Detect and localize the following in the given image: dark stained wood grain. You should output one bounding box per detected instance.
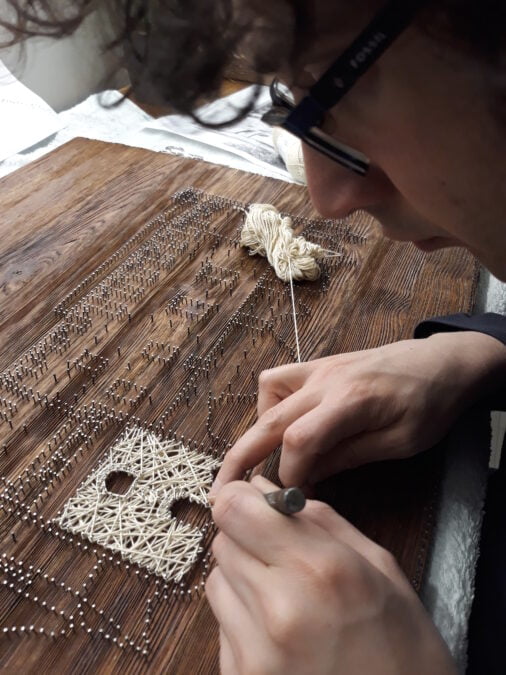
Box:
[0,138,478,673]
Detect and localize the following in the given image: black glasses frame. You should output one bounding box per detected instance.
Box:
[263,0,425,175]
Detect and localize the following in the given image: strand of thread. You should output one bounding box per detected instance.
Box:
[241,203,318,363]
[288,258,302,363]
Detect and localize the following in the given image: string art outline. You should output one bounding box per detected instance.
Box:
[58,426,219,582]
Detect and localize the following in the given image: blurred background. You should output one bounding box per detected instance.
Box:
[0,2,127,110]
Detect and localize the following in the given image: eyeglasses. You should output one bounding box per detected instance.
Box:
[262,0,425,175]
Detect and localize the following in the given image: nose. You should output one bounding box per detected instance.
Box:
[301,144,396,219]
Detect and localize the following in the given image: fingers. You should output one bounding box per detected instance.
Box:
[212,530,268,613]
[250,476,404,584]
[219,628,238,675]
[278,399,380,487]
[300,497,404,582]
[308,423,418,484]
[212,476,370,571]
[257,362,312,417]
[213,366,398,494]
[206,567,264,672]
[210,387,318,497]
[211,478,311,565]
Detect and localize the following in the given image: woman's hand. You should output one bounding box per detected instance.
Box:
[210,330,505,493]
[206,476,456,675]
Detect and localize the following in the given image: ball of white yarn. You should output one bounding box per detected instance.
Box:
[240,204,324,282]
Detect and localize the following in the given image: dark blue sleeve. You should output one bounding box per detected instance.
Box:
[414,312,506,345]
[414,312,506,410]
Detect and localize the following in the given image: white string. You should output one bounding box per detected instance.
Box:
[287,257,302,363]
[241,203,338,363]
[241,203,329,363]
[240,203,326,282]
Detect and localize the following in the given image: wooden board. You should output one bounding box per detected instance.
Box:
[0,139,478,673]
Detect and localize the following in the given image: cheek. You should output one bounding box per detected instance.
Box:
[301,146,347,217]
[301,144,399,218]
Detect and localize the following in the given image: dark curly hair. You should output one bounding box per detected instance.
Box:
[2,0,506,120]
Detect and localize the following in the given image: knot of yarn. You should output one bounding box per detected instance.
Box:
[240,204,324,281]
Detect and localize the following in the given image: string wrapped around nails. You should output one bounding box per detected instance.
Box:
[58,426,219,583]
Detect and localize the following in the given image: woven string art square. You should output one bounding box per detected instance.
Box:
[58,426,219,582]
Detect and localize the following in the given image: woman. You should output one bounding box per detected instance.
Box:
[4,1,506,671]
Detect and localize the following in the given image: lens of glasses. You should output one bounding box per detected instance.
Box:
[262,79,296,126]
[266,77,370,176]
[270,79,295,107]
[261,106,291,126]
